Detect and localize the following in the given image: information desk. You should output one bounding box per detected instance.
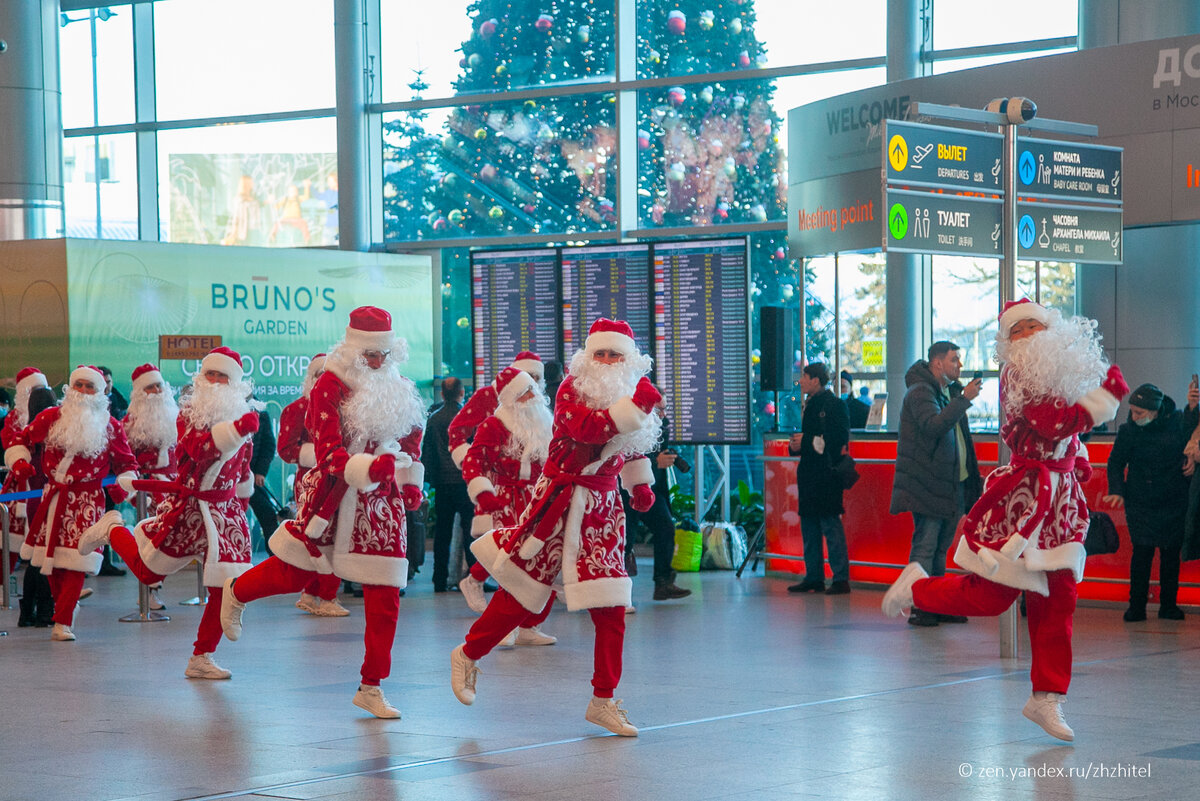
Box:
[762,433,1198,605]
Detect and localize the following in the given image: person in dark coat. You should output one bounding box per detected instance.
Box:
[787,362,852,594]
[1103,383,1199,622]
[422,377,477,591]
[246,405,278,555]
[890,342,983,626]
[543,359,564,411]
[840,371,871,430]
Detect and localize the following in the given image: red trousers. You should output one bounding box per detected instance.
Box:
[110,526,227,656]
[303,572,341,601]
[47,569,85,626]
[464,589,624,697]
[233,556,400,685]
[913,569,1077,694]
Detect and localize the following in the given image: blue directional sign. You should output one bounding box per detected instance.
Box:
[1016,202,1123,264]
[1016,138,1123,203]
[1018,151,1038,186]
[885,189,1003,258]
[885,120,1003,193]
[1018,214,1037,249]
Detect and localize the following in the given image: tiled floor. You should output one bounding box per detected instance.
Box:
[3,560,1198,801]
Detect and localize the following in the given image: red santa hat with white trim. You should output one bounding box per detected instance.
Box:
[493,365,537,407]
[131,363,164,394]
[70,364,106,392]
[200,346,244,383]
[344,306,393,352]
[510,350,543,380]
[585,318,637,355]
[998,298,1051,337]
[15,366,48,396]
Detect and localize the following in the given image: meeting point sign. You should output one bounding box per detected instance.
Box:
[787,169,882,256]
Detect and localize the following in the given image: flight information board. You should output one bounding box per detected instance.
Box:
[561,244,652,354]
[653,238,750,444]
[471,249,561,388]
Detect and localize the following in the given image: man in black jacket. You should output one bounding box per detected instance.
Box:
[247,405,278,555]
[422,377,477,592]
[788,363,852,594]
[890,341,982,626]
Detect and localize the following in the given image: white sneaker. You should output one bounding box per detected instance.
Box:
[313,598,350,617]
[498,628,517,647]
[220,577,246,641]
[77,511,122,556]
[185,653,232,680]
[459,575,488,614]
[586,697,638,737]
[882,562,929,618]
[625,605,637,615]
[50,623,75,642]
[295,592,320,614]
[353,684,401,719]
[515,625,557,646]
[1022,693,1074,741]
[78,587,94,601]
[148,588,166,611]
[451,644,480,705]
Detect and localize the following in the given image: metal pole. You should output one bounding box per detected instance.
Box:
[998,122,1019,660]
[119,491,168,622]
[0,505,12,611]
[833,252,841,385]
[693,445,704,526]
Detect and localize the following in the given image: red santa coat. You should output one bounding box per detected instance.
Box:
[269,371,423,588]
[471,376,656,613]
[132,415,255,587]
[276,395,316,498]
[2,411,31,552]
[462,409,545,537]
[953,371,1120,595]
[10,408,137,575]
[124,412,179,509]
[448,385,498,467]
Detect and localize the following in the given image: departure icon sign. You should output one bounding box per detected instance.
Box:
[888,203,908,239]
[888,135,908,172]
[1018,214,1036,249]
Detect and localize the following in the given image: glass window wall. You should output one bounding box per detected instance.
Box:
[932,0,1077,50]
[59,7,134,129]
[64,133,139,239]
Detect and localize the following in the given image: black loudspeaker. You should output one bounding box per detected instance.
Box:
[760,306,795,392]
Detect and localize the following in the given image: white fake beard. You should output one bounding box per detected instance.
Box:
[47,389,110,458]
[182,377,254,429]
[996,310,1109,417]
[567,349,661,456]
[501,394,554,463]
[338,356,425,447]
[125,387,180,450]
[13,384,40,429]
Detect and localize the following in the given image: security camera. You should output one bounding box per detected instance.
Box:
[0,40,8,53]
[984,96,1037,125]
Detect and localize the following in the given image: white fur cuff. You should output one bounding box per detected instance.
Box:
[236,478,255,499]
[451,443,470,468]
[298,443,317,468]
[210,421,245,455]
[4,445,31,470]
[619,457,655,491]
[344,453,380,491]
[117,472,138,494]
[1078,387,1121,426]
[519,537,546,560]
[396,461,424,487]
[609,397,650,434]
[467,475,497,502]
[471,513,494,537]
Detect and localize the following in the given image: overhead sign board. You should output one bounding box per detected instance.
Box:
[787,169,882,257]
[886,120,1004,194]
[1016,203,1124,264]
[1017,138,1123,204]
[885,189,1003,258]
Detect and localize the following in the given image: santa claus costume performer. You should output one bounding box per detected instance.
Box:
[2,367,50,569]
[6,365,138,642]
[457,367,556,648]
[122,363,181,610]
[78,347,259,676]
[219,306,425,719]
[451,318,661,737]
[448,351,545,468]
[277,353,349,618]
[883,299,1129,741]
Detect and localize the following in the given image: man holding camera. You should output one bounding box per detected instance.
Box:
[890,341,982,627]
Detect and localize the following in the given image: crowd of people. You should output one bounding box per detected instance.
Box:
[4,299,1199,743]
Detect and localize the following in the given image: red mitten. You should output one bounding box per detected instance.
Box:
[108,484,129,505]
[631,377,662,413]
[1102,364,1129,400]
[630,484,655,512]
[1073,457,1093,483]
[475,490,505,513]
[402,485,423,511]
[234,411,260,436]
[9,460,35,483]
[368,453,397,484]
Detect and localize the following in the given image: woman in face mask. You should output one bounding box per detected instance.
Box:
[1103,383,1200,622]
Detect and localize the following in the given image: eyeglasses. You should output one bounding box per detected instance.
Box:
[363,350,391,362]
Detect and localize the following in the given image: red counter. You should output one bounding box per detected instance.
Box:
[762,434,1198,605]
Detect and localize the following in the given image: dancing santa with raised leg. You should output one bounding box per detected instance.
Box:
[451,318,661,737]
[458,366,556,647]
[218,306,425,719]
[78,347,259,676]
[448,351,545,468]
[277,353,349,617]
[7,365,138,642]
[883,299,1129,741]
